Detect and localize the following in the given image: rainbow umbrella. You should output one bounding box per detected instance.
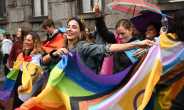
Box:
[107,0,162,17]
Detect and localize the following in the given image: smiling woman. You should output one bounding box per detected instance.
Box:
[0,32,44,109]
[22,32,41,57]
[23,34,34,54]
[7,25,32,69]
[50,17,155,73]
[13,32,43,108]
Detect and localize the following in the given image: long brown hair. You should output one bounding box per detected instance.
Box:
[23,32,42,55]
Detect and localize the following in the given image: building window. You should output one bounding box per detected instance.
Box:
[81,0,103,13]
[32,0,48,17]
[0,0,6,17]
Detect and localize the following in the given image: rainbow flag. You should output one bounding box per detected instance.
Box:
[160,33,184,76]
[41,32,64,53]
[18,54,44,102]
[0,60,22,107]
[17,44,161,110]
[153,33,184,110]
[87,45,161,110]
[0,54,44,108]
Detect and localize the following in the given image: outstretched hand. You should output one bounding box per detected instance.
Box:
[52,48,69,57]
[135,39,156,48]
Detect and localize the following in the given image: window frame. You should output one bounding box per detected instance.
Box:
[77,0,104,14]
[0,0,6,18]
[32,0,48,17]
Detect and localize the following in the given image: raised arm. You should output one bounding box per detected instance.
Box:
[94,2,116,43]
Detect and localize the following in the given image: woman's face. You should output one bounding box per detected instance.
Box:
[23,34,34,50]
[145,25,158,39]
[66,20,80,40]
[16,28,22,38]
[116,26,133,43]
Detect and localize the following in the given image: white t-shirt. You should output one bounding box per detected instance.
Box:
[1,39,13,55]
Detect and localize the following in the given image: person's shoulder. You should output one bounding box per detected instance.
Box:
[78,40,94,45]
[7,39,13,42]
[2,39,12,44]
[76,41,93,50]
[77,41,86,46]
[55,30,64,38]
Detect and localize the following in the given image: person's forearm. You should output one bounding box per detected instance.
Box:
[109,39,155,52]
[109,42,138,52]
[42,54,51,64]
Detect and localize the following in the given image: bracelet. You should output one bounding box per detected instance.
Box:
[105,44,112,56]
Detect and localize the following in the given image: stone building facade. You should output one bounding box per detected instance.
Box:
[0,0,184,40]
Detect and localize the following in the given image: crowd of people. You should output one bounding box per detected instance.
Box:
[0,3,184,110]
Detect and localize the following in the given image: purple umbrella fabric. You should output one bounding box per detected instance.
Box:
[131,10,162,33]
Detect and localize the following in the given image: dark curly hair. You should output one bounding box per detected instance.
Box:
[168,9,184,42]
